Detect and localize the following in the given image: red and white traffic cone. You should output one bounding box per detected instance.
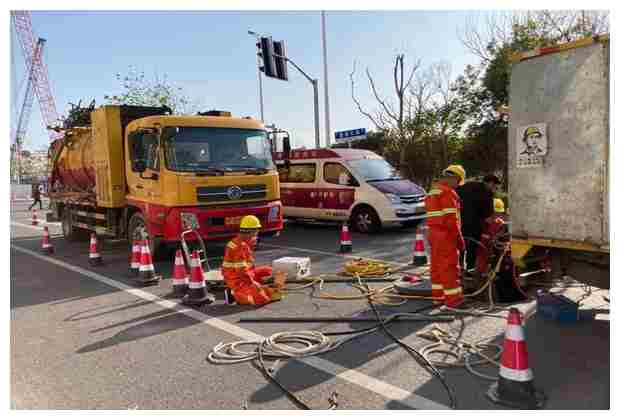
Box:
[89,233,103,266]
[171,249,189,298]
[182,250,214,306]
[339,224,352,253]
[138,241,160,285]
[128,239,142,277]
[31,209,39,226]
[41,226,54,255]
[412,225,428,266]
[487,308,546,409]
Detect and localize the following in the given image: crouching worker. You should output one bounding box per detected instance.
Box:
[221,215,286,305]
[475,199,526,302]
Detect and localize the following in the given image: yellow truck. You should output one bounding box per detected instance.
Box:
[47,105,283,257]
[507,35,609,287]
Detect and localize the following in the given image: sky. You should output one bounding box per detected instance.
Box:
[10,10,485,151]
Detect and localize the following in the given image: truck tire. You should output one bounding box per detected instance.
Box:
[127,212,164,261]
[351,205,381,234]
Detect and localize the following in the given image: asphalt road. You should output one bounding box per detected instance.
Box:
[10,201,610,410]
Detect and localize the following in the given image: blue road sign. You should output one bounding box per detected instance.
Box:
[335,128,367,141]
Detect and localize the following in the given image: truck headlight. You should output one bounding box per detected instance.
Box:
[385,193,402,205]
[268,205,280,222]
[180,212,199,230]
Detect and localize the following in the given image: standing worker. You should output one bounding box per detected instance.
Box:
[425,165,466,308]
[455,174,501,276]
[221,215,286,305]
[28,183,43,211]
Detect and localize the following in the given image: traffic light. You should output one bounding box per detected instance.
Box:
[258,37,277,78]
[273,40,288,81]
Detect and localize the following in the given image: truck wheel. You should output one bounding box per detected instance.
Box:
[351,206,381,234]
[128,212,163,261]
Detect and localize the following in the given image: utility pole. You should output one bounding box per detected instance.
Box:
[248,30,265,122]
[321,11,332,147]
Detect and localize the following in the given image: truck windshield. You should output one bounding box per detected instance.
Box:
[162,126,274,172]
[347,158,401,182]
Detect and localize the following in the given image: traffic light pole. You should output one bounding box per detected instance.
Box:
[248,30,265,122]
[275,53,320,149]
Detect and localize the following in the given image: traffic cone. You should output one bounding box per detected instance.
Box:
[31,209,39,226]
[138,241,160,285]
[487,308,546,409]
[171,249,189,297]
[89,233,103,266]
[182,250,215,306]
[41,226,54,255]
[128,239,142,277]
[339,224,352,253]
[412,226,428,266]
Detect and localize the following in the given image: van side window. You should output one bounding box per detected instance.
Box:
[324,163,357,186]
[278,163,316,183]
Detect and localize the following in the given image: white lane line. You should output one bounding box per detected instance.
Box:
[10,244,448,410]
[261,243,411,267]
[11,221,60,231]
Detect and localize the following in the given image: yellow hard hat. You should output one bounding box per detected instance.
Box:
[494,198,505,213]
[524,126,542,137]
[442,164,466,185]
[240,215,262,231]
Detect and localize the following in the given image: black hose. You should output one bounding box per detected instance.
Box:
[362,282,458,409]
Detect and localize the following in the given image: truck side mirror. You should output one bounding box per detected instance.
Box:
[283,136,291,165]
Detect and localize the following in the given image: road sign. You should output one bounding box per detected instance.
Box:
[335,128,367,143]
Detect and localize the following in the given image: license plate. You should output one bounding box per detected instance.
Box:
[225,216,242,226]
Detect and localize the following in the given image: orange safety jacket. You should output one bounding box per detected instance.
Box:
[425,180,464,246]
[221,236,259,290]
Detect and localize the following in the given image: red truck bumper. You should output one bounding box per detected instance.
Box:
[158,201,283,242]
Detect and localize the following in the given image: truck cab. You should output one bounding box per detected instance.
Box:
[273,148,426,233]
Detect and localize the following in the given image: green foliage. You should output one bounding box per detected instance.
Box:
[105,67,193,114]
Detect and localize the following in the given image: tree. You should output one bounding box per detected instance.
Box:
[105,67,200,114]
[455,10,609,186]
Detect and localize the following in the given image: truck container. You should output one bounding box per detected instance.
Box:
[507,35,609,287]
[48,105,283,257]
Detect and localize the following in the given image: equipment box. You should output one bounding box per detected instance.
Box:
[536,291,579,322]
[272,257,311,280]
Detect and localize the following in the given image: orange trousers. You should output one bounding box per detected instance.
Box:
[428,228,464,307]
[231,266,275,306]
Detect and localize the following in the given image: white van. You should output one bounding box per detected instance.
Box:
[274,148,426,233]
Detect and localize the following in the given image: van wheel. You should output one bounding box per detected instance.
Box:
[351,206,381,234]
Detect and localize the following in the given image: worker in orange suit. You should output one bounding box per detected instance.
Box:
[425,165,466,308]
[221,215,286,305]
[475,198,508,282]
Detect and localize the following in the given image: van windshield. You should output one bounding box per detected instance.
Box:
[162,126,274,173]
[347,158,401,182]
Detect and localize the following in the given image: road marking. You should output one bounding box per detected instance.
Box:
[11,221,60,231]
[10,244,448,410]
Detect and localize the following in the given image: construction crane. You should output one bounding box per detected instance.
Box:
[11,11,62,184]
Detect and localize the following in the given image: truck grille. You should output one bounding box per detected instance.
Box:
[400,194,425,205]
[197,184,267,203]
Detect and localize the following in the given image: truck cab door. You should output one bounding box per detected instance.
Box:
[127,129,162,203]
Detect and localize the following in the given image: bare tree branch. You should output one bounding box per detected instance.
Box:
[349,60,382,129]
[367,67,398,122]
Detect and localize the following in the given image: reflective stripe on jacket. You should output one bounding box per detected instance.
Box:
[425,181,462,232]
[221,235,257,290]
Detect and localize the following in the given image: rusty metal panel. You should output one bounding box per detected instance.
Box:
[508,41,609,248]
